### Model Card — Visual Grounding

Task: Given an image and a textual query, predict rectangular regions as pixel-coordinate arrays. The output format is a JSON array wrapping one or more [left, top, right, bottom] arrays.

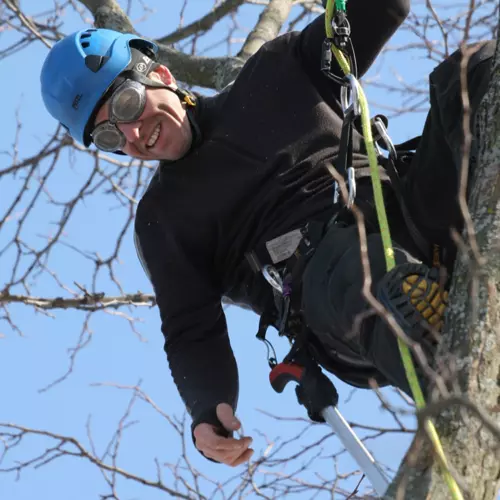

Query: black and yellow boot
[[362, 263, 449, 397], [379, 263, 448, 343]]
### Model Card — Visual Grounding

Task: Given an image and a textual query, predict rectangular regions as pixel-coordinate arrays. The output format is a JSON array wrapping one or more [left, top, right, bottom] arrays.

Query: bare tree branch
[[0, 291, 155, 311], [158, 0, 247, 45], [237, 0, 294, 60], [0, 423, 194, 499], [78, 0, 245, 89]]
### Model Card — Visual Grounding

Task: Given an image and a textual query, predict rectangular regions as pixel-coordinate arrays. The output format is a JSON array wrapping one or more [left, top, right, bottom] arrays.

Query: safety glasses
[[91, 79, 147, 152]]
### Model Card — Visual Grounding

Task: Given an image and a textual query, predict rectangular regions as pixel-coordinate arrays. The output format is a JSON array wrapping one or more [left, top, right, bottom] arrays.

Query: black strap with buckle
[[246, 217, 338, 350]]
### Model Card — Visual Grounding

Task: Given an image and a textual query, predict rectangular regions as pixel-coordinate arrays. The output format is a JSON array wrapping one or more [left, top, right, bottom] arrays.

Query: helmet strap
[[120, 69, 197, 108], [120, 68, 201, 149]]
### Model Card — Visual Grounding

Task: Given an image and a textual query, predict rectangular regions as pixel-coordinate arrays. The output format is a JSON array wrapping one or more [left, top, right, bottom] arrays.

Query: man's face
[[93, 66, 193, 161]]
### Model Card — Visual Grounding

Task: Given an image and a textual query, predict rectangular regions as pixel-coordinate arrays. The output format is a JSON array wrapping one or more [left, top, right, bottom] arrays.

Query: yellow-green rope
[[324, 3, 463, 499]]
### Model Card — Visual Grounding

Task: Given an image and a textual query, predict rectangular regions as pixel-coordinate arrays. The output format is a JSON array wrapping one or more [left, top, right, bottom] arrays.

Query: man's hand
[[193, 403, 254, 466]]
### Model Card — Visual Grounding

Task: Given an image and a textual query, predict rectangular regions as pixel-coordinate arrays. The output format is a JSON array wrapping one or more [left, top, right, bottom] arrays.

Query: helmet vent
[[81, 42, 90, 48], [85, 54, 109, 72]]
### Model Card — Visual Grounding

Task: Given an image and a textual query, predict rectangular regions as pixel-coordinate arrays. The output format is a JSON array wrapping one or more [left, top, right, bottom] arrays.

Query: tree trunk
[[385, 26, 500, 500]]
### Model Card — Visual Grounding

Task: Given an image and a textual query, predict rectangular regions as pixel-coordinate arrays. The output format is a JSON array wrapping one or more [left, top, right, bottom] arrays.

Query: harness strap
[[246, 219, 332, 337], [244, 211, 335, 274], [378, 155, 433, 261], [370, 117, 437, 263], [393, 135, 422, 152]]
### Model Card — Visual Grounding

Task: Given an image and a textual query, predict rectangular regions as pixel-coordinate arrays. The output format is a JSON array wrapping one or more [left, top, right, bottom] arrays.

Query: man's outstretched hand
[[193, 403, 254, 466]]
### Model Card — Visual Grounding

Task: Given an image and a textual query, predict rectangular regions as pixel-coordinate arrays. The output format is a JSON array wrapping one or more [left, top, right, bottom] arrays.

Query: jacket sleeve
[[297, 0, 410, 92], [134, 196, 239, 442]]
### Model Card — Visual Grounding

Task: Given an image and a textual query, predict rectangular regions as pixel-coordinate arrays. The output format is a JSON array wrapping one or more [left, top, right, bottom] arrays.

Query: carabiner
[[373, 115, 397, 160], [262, 265, 283, 294], [333, 166, 356, 207], [347, 166, 356, 207], [340, 74, 361, 116]]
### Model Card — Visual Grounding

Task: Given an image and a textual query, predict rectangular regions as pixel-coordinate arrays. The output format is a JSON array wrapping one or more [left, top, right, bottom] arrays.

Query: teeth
[[147, 124, 161, 147]]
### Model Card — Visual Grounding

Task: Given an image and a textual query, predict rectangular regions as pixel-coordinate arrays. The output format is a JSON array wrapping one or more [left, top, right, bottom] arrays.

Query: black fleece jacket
[[134, 1, 410, 434]]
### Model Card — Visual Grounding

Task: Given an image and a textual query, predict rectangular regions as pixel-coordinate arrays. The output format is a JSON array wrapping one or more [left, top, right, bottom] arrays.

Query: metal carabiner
[[333, 183, 340, 205], [262, 265, 283, 294], [340, 74, 361, 116], [333, 166, 356, 207], [373, 115, 397, 160], [347, 166, 356, 207]]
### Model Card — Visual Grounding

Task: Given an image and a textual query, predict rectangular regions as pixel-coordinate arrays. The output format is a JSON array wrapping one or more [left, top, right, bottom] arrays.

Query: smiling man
[[40, 5, 493, 468], [91, 65, 193, 160], [41, 29, 196, 162]]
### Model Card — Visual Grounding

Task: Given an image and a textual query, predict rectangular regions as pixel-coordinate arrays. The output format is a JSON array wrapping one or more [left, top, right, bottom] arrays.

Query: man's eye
[[114, 89, 142, 120]]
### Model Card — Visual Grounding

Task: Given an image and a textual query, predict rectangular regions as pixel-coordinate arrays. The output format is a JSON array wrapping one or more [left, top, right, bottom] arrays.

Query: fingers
[[216, 402, 241, 431], [228, 447, 254, 467], [193, 406, 254, 467], [201, 440, 254, 466], [194, 423, 251, 450]]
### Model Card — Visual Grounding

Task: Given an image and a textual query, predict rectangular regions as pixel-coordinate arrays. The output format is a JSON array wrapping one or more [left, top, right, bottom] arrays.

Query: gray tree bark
[[385, 22, 500, 500], [237, 0, 294, 61]]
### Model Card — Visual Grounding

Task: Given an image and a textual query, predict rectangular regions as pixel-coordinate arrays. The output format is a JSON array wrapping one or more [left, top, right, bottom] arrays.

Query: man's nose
[[118, 121, 141, 143]]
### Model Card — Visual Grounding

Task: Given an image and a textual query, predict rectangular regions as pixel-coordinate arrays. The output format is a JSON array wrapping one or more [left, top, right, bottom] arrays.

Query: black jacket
[[134, 1, 410, 433]]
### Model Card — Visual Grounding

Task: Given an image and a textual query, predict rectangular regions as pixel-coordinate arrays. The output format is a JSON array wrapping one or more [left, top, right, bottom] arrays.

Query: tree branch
[[237, 0, 295, 61], [0, 423, 194, 499], [77, 0, 246, 90], [158, 0, 246, 45], [0, 291, 156, 311], [78, 0, 135, 32]]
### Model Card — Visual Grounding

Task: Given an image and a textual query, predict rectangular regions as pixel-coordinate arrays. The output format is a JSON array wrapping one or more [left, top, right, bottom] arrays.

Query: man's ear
[[149, 64, 176, 87]]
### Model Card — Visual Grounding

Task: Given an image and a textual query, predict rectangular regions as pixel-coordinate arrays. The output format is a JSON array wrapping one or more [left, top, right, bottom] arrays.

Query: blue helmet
[[40, 28, 158, 147]]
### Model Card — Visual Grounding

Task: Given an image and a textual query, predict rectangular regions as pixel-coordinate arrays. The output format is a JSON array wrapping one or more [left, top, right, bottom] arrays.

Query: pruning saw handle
[[269, 360, 339, 422]]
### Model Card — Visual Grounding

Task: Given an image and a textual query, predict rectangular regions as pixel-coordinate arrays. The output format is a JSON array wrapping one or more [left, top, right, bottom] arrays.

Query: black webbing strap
[[393, 135, 422, 153], [378, 155, 432, 261], [368, 116, 432, 261]]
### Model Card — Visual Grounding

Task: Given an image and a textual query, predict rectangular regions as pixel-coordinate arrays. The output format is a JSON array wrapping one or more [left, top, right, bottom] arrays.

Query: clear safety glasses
[[91, 79, 147, 152]]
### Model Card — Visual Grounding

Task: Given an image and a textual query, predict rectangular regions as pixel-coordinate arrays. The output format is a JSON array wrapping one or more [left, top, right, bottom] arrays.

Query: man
[[40, 0, 493, 467]]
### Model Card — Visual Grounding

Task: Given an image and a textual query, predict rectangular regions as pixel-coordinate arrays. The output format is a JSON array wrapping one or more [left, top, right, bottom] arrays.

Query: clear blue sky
[[0, 0, 466, 498]]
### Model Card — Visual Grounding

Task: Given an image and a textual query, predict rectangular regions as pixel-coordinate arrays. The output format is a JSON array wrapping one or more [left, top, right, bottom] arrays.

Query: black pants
[[302, 41, 494, 397]]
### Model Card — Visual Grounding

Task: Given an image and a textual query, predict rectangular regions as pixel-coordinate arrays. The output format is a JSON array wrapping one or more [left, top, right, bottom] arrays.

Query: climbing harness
[[249, 1, 463, 498]]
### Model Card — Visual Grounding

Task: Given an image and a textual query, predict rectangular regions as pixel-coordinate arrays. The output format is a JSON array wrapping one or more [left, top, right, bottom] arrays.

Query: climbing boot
[[377, 262, 449, 347]]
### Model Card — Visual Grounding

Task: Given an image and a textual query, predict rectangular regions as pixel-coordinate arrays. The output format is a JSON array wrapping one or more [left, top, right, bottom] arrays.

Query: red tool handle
[[269, 363, 304, 393]]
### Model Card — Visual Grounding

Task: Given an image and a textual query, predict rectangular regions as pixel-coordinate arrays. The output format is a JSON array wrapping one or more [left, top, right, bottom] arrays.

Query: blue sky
[[0, 0, 473, 498]]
